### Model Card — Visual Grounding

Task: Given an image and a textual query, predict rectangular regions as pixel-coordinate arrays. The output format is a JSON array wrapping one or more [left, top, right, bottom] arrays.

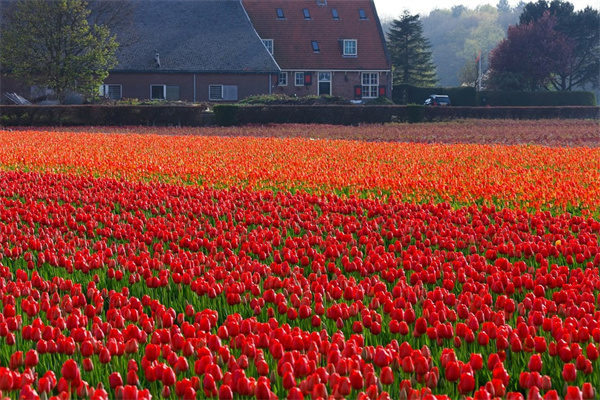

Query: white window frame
[[150, 84, 166, 100], [343, 39, 357, 56], [99, 84, 122, 100], [361, 72, 379, 99], [209, 85, 238, 101], [262, 39, 274, 55], [278, 72, 287, 86], [295, 72, 305, 86]]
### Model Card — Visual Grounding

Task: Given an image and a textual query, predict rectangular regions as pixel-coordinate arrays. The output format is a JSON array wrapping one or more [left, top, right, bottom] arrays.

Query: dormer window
[[358, 9, 367, 19], [311, 40, 320, 52], [276, 8, 285, 19], [331, 8, 339, 20], [343, 39, 357, 56], [262, 39, 274, 55], [303, 9, 311, 19]]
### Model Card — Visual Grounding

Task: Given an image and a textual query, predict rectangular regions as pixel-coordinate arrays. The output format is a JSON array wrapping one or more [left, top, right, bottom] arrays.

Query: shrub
[[213, 104, 240, 126]]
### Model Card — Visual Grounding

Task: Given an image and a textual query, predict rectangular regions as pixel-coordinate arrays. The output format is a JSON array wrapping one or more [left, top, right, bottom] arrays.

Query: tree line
[[384, 0, 599, 92]]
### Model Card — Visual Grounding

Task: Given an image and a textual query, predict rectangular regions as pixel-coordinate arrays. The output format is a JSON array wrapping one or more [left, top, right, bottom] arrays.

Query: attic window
[[303, 9, 311, 19], [262, 39, 274, 55], [343, 39, 357, 56], [358, 9, 367, 19], [276, 8, 285, 19], [331, 9, 339, 20], [311, 41, 320, 52]]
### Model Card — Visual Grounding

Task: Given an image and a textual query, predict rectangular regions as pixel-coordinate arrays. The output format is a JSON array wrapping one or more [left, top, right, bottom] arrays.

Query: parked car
[[424, 94, 451, 106]]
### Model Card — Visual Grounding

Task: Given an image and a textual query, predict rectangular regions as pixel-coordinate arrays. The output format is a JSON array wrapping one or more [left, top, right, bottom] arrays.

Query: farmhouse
[[102, 0, 280, 102], [1, 0, 392, 103], [242, 0, 392, 101]]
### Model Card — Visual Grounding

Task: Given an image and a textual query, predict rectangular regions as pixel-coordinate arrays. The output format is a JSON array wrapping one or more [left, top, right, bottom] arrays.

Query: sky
[[373, 0, 599, 19]]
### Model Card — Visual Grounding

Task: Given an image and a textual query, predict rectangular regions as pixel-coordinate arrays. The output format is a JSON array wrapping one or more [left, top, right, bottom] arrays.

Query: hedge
[[476, 91, 597, 106], [392, 84, 597, 107], [0, 105, 214, 127], [393, 85, 477, 106], [1, 105, 598, 127], [216, 105, 599, 125]]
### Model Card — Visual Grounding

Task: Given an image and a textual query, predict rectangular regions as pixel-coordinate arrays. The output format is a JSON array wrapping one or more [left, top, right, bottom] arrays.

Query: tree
[[519, 0, 599, 90], [487, 13, 575, 90], [0, 0, 118, 102], [387, 11, 438, 87]]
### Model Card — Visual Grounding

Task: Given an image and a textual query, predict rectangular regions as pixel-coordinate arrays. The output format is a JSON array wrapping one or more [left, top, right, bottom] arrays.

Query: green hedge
[[393, 85, 477, 106], [476, 91, 597, 106], [1, 104, 598, 127], [224, 105, 598, 125], [0, 105, 214, 126], [393, 84, 597, 106]]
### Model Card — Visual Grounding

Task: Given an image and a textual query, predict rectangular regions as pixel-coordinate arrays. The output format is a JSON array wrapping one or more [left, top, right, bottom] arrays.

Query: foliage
[[0, 0, 118, 103], [393, 84, 477, 106], [477, 90, 597, 105], [213, 105, 240, 126], [386, 11, 438, 87], [239, 94, 351, 105], [519, 0, 600, 90], [487, 13, 575, 91], [414, 3, 524, 87], [364, 96, 395, 105]]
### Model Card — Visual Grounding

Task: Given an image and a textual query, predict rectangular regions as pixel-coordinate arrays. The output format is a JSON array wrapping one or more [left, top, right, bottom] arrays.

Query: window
[[99, 84, 122, 100], [278, 72, 287, 86], [295, 72, 305, 86], [209, 85, 238, 101], [303, 9, 311, 19], [262, 39, 274, 55], [151, 85, 165, 100], [311, 40, 320, 52], [331, 8, 339, 20], [150, 85, 180, 100], [276, 8, 285, 19], [343, 39, 357, 56], [359, 9, 367, 19], [361, 72, 379, 98]]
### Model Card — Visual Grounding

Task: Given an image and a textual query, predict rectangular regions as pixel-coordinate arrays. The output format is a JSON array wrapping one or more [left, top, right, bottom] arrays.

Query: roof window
[[311, 41, 320, 52], [359, 9, 367, 19], [331, 8, 339, 20], [276, 8, 285, 19], [303, 9, 311, 19]]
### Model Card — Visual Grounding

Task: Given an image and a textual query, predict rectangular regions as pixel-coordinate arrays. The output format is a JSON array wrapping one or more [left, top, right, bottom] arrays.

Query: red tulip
[[562, 363, 577, 382], [528, 354, 542, 372]]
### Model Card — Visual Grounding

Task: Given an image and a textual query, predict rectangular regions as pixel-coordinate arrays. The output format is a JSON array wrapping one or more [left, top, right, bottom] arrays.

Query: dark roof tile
[[112, 0, 280, 73]]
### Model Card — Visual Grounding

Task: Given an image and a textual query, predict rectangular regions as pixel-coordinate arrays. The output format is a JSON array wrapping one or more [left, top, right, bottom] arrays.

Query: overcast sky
[[374, 0, 598, 19]]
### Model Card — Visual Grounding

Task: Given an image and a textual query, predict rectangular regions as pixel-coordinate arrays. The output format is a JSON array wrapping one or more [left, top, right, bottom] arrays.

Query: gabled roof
[[242, 0, 391, 71], [112, 0, 280, 74]]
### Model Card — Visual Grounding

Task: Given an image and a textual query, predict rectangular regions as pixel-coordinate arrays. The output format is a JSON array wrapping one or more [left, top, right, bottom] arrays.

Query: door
[[318, 72, 331, 96]]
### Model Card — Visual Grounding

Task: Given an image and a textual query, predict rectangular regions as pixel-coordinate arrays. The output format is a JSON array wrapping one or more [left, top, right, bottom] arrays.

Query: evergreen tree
[[387, 11, 438, 87], [0, 0, 118, 102]]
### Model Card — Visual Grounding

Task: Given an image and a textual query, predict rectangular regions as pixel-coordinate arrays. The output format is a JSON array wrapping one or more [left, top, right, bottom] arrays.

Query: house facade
[[242, 0, 392, 101], [101, 0, 280, 103]]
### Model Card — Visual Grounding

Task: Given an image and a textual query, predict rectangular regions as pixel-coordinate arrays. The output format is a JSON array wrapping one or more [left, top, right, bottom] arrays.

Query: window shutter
[[304, 73, 312, 85], [223, 85, 238, 101], [378, 86, 386, 97], [354, 85, 362, 99]]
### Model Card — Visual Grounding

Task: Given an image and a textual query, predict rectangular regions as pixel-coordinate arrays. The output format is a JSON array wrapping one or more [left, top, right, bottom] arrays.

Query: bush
[[406, 104, 426, 123], [213, 105, 240, 126], [476, 91, 596, 106], [364, 96, 395, 105], [393, 84, 477, 106], [239, 94, 351, 105]]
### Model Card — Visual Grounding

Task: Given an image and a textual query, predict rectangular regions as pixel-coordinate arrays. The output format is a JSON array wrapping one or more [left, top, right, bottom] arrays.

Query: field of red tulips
[[0, 122, 598, 400]]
